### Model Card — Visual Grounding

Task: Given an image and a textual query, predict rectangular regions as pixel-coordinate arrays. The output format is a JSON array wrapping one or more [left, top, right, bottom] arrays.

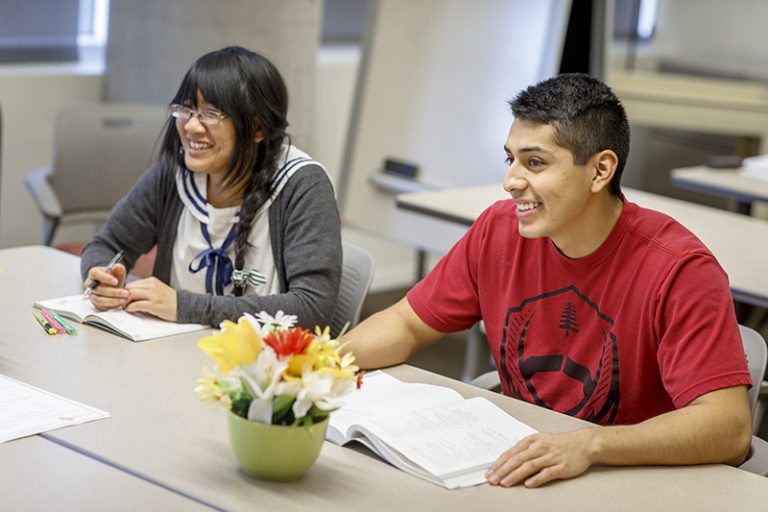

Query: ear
[[254, 128, 265, 143], [590, 149, 618, 193]]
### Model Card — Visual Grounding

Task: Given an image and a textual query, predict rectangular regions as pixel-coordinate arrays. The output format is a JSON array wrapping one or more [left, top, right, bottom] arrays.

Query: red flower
[[356, 370, 365, 390], [263, 327, 314, 357]]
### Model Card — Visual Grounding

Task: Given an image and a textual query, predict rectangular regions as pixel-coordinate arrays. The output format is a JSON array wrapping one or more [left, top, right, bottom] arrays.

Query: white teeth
[[517, 202, 540, 212], [189, 141, 212, 150]]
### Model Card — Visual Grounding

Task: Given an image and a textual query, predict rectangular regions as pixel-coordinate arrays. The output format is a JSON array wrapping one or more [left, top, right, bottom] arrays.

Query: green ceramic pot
[[226, 410, 329, 481]]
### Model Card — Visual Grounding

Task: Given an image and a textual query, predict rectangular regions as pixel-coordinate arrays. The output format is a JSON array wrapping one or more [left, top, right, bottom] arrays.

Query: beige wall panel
[[105, 0, 322, 151]]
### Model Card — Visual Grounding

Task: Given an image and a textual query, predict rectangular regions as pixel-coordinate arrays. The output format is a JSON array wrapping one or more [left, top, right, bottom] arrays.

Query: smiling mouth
[[516, 201, 542, 212], [189, 140, 213, 150]]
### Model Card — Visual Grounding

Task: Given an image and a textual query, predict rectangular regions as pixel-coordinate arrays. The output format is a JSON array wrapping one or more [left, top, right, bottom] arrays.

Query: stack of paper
[[0, 374, 110, 443], [739, 154, 768, 182]]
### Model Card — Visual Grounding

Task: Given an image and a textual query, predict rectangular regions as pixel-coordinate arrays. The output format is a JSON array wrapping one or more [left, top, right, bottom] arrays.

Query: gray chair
[[739, 325, 768, 475], [470, 324, 768, 476], [24, 103, 167, 245], [329, 242, 375, 337]]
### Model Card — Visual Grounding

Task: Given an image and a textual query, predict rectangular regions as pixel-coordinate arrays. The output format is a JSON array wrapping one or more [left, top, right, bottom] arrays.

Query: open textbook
[[326, 371, 537, 489], [34, 295, 209, 342]]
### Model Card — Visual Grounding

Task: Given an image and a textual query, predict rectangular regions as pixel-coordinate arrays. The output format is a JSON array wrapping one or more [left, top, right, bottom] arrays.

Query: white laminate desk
[[1, 246, 767, 511], [0, 435, 214, 510], [608, 71, 768, 152], [397, 186, 768, 310], [671, 165, 768, 215]]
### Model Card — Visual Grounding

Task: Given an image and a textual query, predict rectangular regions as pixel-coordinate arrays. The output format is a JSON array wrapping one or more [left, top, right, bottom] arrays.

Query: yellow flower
[[194, 368, 232, 410], [197, 318, 263, 374]]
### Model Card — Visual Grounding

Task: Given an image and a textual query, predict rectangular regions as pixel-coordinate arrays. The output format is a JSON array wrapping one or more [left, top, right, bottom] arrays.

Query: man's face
[[502, 119, 597, 256]]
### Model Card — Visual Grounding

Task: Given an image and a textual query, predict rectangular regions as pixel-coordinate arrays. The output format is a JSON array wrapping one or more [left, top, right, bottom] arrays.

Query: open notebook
[[34, 294, 209, 342]]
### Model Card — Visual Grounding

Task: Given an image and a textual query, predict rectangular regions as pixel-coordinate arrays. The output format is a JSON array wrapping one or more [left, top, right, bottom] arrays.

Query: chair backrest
[[329, 242, 375, 337], [740, 324, 768, 423], [48, 103, 168, 214]]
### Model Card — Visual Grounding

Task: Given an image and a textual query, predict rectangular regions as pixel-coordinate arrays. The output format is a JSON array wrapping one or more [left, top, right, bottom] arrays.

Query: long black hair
[[158, 46, 289, 295]]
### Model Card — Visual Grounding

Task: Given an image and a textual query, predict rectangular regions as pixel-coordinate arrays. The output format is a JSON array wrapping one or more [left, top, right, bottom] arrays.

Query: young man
[[346, 74, 752, 488]]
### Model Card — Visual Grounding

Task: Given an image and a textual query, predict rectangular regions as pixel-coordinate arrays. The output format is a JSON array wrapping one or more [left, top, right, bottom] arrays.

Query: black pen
[[84, 250, 125, 297]]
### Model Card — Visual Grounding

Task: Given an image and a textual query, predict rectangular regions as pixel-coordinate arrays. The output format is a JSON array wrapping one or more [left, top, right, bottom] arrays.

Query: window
[[78, 0, 110, 48], [0, 0, 109, 63]]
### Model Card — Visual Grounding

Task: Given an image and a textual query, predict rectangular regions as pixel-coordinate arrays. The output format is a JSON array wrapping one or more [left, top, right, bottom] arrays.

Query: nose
[[503, 161, 527, 194], [183, 113, 206, 131]]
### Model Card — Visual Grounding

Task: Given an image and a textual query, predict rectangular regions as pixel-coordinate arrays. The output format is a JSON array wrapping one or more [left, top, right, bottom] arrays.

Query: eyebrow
[[503, 145, 556, 156]]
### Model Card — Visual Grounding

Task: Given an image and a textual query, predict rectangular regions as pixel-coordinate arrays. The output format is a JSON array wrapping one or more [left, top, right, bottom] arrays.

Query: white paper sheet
[[0, 374, 110, 443]]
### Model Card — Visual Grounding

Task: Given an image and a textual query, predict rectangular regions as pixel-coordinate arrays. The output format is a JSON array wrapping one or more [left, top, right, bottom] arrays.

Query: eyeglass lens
[[170, 105, 223, 125]]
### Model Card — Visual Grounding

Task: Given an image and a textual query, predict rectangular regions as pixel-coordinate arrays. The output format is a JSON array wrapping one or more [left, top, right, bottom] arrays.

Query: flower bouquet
[[195, 311, 361, 480]]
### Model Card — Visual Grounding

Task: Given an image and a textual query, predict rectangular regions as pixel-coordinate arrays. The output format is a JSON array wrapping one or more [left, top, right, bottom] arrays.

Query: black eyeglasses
[[169, 104, 227, 126]]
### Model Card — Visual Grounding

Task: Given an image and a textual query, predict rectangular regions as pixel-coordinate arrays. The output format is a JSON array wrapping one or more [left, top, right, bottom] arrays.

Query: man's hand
[[486, 429, 595, 488]]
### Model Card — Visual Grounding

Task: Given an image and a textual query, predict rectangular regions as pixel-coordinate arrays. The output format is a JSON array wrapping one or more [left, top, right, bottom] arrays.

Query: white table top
[[671, 165, 768, 205], [397, 186, 768, 309], [1, 246, 767, 511], [608, 70, 768, 150], [0, 436, 213, 511]]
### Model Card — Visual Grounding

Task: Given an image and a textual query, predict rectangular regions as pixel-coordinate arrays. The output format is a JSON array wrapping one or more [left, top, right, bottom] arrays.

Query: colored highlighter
[[33, 310, 57, 335], [40, 308, 65, 334], [49, 310, 77, 335]]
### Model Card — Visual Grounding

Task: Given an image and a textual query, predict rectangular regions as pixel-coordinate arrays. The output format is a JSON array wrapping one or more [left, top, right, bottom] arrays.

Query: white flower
[[233, 346, 287, 401], [251, 310, 298, 335], [247, 398, 273, 424], [285, 370, 356, 419]]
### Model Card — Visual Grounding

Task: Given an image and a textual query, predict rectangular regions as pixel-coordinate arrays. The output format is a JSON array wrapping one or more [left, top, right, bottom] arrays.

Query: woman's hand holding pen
[[85, 268, 177, 322], [85, 263, 129, 310]]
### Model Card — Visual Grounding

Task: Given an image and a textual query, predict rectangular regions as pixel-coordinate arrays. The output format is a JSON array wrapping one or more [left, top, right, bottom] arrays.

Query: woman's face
[[176, 90, 237, 182]]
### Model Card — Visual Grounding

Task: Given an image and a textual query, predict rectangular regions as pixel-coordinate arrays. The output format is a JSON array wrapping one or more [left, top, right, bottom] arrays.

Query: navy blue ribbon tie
[[189, 223, 236, 295]]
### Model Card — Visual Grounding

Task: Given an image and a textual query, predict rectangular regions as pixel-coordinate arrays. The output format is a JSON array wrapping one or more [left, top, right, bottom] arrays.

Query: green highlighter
[[49, 310, 77, 335]]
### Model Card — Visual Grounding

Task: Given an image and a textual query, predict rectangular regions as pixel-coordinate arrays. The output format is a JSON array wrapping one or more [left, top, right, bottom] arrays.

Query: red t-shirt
[[408, 199, 751, 425]]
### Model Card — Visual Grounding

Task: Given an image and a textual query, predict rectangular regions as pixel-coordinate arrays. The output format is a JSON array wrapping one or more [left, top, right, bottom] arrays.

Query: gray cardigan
[[81, 163, 342, 328]]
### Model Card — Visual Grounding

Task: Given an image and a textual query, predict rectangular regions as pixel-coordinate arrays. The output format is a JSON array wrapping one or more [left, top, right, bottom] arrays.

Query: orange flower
[[263, 327, 314, 357]]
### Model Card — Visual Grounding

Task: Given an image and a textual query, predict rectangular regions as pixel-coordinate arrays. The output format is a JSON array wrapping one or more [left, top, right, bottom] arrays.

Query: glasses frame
[[169, 104, 228, 126]]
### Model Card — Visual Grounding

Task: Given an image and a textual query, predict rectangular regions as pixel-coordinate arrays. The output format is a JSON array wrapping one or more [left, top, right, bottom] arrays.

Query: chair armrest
[[739, 435, 768, 476], [24, 167, 62, 218], [470, 370, 501, 392]]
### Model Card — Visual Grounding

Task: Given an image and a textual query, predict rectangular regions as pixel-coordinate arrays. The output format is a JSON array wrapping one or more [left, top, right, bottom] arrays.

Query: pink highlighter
[[40, 308, 65, 334]]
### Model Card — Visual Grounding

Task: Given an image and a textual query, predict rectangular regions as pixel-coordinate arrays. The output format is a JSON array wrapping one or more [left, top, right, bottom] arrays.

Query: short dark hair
[[509, 73, 630, 196], [158, 46, 289, 295]]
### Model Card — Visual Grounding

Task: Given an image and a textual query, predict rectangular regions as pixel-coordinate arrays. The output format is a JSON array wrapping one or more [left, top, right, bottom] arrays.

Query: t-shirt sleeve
[[655, 251, 752, 408], [407, 205, 497, 333]]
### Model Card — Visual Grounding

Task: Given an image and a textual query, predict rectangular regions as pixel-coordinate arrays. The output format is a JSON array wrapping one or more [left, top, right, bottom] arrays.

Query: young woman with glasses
[[80, 46, 342, 328]]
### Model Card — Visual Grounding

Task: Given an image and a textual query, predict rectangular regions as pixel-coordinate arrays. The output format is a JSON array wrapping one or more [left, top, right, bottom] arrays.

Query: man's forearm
[[488, 386, 752, 488], [586, 386, 752, 467], [345, 298, 443, 369]]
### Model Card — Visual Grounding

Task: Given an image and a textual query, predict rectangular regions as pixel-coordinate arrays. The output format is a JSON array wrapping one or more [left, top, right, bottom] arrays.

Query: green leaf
[[230, 390, 253, 419], [291, 405, 329, 427], [272, 396, 299, 425], [271, 395, 295, 424]]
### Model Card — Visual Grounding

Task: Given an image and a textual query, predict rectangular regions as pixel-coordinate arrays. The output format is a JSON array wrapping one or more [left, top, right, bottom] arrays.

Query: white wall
[[0, 63, 103, 248], [652, 0, 768, 74], [313, 45, 425, 292], [105, 0, 322, 154]]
